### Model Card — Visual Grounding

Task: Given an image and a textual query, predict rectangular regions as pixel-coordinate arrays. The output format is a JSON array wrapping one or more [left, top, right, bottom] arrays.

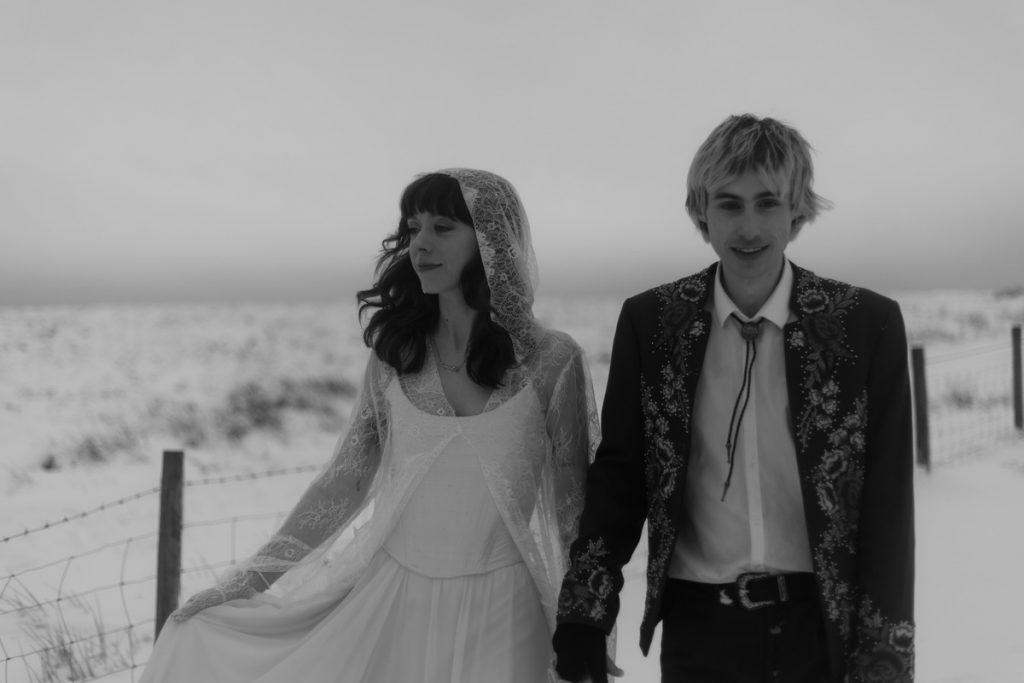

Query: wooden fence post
[[1013, 325, 1022, 432], [910, 347, 930, 472], [155, 450, 184, 638]]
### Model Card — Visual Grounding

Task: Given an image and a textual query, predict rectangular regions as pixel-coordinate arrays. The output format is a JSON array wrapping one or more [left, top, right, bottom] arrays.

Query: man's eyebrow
[[711, 190, 780, 199]]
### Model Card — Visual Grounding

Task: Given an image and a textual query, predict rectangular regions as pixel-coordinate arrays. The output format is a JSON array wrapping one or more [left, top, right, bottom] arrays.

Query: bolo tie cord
[[721, 315, 763, 502]]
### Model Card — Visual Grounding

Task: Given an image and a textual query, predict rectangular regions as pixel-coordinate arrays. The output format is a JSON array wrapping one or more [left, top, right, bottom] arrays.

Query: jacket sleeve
[[556, 301, 649, 633], [849, 300, 915, 681]]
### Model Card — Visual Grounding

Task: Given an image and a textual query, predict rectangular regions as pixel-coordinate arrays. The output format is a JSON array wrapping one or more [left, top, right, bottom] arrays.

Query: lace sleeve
[[544, 333, 600, 558], [237, 353, 389, 587]]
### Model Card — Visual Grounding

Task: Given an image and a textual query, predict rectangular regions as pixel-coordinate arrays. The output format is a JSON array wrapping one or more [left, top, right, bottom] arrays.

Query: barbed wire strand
[[0, 488, 161, 546], [1, 463, 319, 546], [1, 512, 285, 614]]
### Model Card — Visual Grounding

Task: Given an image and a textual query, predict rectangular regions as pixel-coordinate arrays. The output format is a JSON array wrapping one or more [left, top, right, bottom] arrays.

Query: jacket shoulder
[[791, 266, 901, 318], [623, 264, 717, 314]]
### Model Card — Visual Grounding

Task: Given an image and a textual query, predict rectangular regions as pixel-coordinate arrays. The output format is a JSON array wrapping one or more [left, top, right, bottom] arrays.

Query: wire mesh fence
[[911, 328, 1024, 468], [925, 341, 1020, 465], [0, 465, 315, 683]]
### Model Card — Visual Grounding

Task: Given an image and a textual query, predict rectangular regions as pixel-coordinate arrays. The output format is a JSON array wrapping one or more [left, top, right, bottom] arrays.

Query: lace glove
[[553, 623, 611, 683], [169, 570, 274, 622]]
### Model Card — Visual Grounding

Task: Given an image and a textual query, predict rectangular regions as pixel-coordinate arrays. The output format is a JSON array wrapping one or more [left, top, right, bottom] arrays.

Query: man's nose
[[736, 210, 759, 238]]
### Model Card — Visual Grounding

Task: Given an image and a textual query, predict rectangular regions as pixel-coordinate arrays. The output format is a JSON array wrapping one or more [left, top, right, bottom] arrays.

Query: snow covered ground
[[1, 291, 1022, 682]]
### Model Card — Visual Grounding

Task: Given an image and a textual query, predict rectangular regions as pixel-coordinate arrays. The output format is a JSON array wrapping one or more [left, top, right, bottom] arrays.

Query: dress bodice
[[383, 381, 536, 578]]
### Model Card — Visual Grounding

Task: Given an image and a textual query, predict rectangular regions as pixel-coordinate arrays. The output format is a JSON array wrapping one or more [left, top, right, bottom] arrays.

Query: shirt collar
[[713, 259, 794, 330]]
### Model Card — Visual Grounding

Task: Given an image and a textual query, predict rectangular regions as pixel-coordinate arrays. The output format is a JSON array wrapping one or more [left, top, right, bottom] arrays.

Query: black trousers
[[660, 579, 833, 683]]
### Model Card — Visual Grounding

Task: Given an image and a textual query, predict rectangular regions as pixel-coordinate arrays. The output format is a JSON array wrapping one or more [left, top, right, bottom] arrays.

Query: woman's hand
[[168, 574, 259, 622]]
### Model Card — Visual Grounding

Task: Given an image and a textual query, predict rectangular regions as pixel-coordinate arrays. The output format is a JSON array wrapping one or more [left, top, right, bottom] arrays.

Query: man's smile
[[731, 245, 768, 256]]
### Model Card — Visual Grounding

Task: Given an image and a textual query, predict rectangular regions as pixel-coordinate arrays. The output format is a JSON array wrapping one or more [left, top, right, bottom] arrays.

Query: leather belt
[[668, 572, 816, 610]]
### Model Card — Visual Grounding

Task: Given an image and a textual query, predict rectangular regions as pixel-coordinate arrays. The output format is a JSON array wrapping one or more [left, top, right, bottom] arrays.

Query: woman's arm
[[172, 354, 388, 620], [544, 333, 600, 559]]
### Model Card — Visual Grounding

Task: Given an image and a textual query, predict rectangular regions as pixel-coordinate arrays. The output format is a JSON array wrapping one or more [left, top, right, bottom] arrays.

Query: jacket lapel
[[783, 263, 861, 482], [639, 264, 714, 629], [783, 263, 868, 654]]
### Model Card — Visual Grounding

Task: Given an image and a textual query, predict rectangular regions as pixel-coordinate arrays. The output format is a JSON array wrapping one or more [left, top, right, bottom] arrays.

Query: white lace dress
[[141, 329, 598, 683]]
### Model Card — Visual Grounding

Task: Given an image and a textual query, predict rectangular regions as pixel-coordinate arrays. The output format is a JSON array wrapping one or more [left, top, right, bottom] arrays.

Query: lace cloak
[[186, 168, 597, 646], [219, 326, 598, 635]]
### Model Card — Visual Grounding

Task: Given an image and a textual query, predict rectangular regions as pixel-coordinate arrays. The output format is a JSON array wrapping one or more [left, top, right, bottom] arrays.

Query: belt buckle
[[737, 572, 784, 610]]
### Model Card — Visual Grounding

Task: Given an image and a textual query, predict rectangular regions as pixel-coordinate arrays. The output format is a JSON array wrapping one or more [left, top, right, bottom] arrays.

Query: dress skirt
[[145, 550, 550, 683], [141, 411, 553, 683]]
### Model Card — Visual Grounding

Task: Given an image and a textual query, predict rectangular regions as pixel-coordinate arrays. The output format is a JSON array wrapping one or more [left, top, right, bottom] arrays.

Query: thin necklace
[[430, 338, 466, 373]]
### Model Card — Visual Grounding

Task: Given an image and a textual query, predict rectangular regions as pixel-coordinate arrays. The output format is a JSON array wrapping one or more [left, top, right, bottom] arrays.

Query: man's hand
[[553, 623, 623, 683]]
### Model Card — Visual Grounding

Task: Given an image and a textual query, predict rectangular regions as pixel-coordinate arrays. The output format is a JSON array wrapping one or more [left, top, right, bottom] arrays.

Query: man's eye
[[717, 202, 741, 211], [758, 199, 781, 209]]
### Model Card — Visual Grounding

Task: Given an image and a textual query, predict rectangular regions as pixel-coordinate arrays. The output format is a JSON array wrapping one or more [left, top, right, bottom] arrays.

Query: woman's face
[[407, 211, 479, 296]]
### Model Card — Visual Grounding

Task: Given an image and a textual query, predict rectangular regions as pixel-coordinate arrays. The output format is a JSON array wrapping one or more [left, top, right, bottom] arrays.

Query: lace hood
[[436, 168, 540, 363]]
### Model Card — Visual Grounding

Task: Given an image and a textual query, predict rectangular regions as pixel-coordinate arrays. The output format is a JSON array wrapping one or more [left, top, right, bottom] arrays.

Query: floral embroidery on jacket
[[789, 274, 859, 449], [813, 394, 867, 549], [852, 596, 915, 682], [636, 270, 713, 629], [788, 269, 914, 681], [558, 538, 614, 621]]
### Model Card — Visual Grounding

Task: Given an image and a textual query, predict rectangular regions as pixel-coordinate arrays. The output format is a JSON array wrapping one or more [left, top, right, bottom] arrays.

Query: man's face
[[700, 170, 797, 290]]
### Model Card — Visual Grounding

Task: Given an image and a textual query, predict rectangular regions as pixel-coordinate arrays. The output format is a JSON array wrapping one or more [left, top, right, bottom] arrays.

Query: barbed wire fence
[[1, 326, 1022, 682], [0, 463, 319, 683]]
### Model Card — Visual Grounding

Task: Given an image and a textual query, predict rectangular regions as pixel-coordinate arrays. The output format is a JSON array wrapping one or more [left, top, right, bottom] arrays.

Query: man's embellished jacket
[[557, 262, 915, 682]]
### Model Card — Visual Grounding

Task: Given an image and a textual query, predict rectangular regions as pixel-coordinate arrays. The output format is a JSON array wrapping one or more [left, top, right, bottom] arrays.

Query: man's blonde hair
[[685, 114, 831, 237]]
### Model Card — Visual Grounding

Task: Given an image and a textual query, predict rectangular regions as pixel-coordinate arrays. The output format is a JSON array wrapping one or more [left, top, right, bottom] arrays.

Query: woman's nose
[[411, 231, 431, 252]]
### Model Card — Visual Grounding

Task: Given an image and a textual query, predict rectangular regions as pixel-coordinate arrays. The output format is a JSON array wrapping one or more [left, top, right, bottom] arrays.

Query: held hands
[[553, 623, 624, 683], [168, 572, 259, 622]]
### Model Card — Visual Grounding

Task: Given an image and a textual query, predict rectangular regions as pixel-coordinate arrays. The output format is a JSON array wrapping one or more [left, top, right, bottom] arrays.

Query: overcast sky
[[2, 0, 1022, 306]]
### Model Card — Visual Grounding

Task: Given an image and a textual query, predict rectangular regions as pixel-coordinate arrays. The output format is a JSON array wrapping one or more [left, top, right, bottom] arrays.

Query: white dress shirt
[[668, 260, 814, 583]]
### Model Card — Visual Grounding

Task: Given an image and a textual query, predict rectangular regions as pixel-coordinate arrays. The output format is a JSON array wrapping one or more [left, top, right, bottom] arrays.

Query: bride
[[140, 168, 603, 682]]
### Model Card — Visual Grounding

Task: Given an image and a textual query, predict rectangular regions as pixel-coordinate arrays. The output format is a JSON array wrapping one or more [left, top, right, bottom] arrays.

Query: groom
[[554, 115, 914, 682]]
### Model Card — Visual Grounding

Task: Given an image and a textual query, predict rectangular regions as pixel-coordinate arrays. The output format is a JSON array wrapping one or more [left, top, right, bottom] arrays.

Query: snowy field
[[1, 289, 1023, 682]]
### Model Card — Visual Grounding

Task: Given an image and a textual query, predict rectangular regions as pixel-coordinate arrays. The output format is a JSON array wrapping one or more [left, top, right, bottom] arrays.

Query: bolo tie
[[721, 314, 763, 501]]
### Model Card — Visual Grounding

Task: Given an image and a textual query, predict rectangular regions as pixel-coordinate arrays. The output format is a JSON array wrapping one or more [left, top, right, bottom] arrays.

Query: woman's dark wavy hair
[[356, 173, 516, 388]]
